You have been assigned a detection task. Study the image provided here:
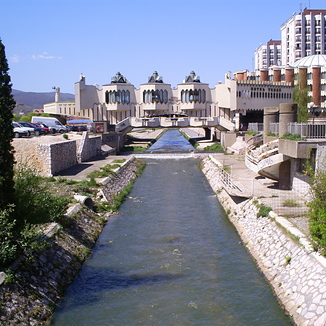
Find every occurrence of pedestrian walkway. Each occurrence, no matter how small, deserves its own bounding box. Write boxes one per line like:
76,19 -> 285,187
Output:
212,154 -> 309,235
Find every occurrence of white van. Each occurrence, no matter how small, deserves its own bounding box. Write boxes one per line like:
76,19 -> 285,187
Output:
31,117 -> 68,133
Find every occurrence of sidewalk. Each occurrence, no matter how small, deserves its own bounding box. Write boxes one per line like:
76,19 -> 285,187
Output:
212,154 -> 309,235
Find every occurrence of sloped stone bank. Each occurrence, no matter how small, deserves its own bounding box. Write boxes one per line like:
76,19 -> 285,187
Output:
201,156 -> 326,326
0,157 -> 144,325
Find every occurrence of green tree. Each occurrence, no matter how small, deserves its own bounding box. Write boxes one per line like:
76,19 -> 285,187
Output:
293,84 -> 310,123
0,39 -> 16,209
308,168 -> 326,255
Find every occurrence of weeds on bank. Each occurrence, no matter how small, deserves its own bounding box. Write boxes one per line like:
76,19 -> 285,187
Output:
282,199 -> 300,207
0,165 -> 69,268
204,142 -> 224,152
97,180 -> 136,213
120,145 -> 146,152
87,164 -> 121,179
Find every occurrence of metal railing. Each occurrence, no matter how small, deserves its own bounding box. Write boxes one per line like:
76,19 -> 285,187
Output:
270,122 -> 326,139
288,122 -> 326,139
247,122 -> 264,132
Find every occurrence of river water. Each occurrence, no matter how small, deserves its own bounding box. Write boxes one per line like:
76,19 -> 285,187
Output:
51,130 -> 293,325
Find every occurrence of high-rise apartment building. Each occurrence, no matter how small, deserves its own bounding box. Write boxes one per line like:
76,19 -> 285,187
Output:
255,8 -> 326,69
254,40 -> 282,70
281,8 -> 326,66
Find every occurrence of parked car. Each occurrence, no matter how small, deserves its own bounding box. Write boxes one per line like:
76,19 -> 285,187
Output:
17,121 -> 40,136
12,122 -> 30,138
36,123 -> 50,134
68,125 -> 88,132
31,117 -> 68,133
29,122 -> 48,135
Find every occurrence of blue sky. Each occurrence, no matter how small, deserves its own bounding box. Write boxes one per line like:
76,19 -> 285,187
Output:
1,0 -> 326,93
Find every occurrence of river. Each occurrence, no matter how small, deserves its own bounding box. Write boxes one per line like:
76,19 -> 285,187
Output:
51,130 -> 293,325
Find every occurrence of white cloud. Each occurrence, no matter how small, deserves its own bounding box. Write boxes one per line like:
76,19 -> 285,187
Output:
10,55 -> 20,63
32,52 -> 62,60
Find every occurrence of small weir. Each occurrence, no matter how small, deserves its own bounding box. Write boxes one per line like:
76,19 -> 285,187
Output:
51,130 -> 293,325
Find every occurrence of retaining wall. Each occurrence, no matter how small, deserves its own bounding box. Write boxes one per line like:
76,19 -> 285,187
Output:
35,132 -> 102,176
202,155 -> 326,326
0,157 -> 144,325
77,132 -> 102,163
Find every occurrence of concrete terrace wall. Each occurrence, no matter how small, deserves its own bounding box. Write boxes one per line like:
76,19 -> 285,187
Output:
201,155 -> 326,326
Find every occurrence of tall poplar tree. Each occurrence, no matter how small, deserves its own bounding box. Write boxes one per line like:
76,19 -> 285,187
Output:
0,39 -> 16,209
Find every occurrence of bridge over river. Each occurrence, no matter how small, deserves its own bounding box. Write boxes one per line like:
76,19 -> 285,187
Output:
115,116 -> 235,133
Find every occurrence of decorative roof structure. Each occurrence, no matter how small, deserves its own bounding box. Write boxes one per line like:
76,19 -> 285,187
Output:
291,54 -> 326,68
111,72 -> 129,84
183,71 -> 201,83
148,71 -> 163,83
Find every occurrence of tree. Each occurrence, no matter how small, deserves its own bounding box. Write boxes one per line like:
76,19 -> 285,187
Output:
293,84 -> 310,123
0,39 -> 16,209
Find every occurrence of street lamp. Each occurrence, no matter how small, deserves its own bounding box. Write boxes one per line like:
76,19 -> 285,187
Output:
308,102 -> 317,124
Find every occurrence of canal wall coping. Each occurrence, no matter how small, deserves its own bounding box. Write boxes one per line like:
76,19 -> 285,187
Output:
202,155 -> 326,326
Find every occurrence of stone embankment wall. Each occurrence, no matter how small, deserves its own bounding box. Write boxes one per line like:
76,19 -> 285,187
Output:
77,132 -> 102,163
37,141 -> 77,176
201,156 -> 326,326
0,158 -> 143,326
35,132 -> 102,176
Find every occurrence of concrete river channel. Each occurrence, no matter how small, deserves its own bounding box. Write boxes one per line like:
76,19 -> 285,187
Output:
51,130 -> 293,325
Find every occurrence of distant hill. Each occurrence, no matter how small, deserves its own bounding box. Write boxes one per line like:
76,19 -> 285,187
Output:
12,89 -> 75,115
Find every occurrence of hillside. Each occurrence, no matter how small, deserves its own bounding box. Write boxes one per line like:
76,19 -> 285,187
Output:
12,89 -> 75,114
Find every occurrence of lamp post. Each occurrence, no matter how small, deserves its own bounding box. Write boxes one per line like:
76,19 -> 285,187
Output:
308,102 -> 317,125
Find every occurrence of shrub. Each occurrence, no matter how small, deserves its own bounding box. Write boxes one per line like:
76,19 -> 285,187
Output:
14,165 -> 69,225
204,142 -> 224,152
0,205 -> 18,266
308,169 -> 326,255
246,130 -> 260,135
257,205 -> 272,217
280,132 -> 305,141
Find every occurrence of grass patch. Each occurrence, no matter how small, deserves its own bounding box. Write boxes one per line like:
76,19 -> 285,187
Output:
282,199 -> 300,207
120,145 -> 146,152
246,130 -> 260,135
112,159 -> 126,164
266,132 -> 278,137
281,132 -> 306,141
87,164 -> 121,179
204,142 -> 224,152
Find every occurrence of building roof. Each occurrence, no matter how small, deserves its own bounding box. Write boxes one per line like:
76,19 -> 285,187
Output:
291,54 -> 326,68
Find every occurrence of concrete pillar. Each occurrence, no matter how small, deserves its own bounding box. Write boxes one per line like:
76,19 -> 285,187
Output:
204,127 -> 211,139
263,107 -> 279,135
273,68 -> 281,82
285,67 -> 294,85
260,69 -> 268,82
279,160 -> 291,190
279,103 -> 297,137
312,66 -> 321,106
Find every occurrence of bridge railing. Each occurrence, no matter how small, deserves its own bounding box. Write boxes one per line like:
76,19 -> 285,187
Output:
115,118 -> 131,132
